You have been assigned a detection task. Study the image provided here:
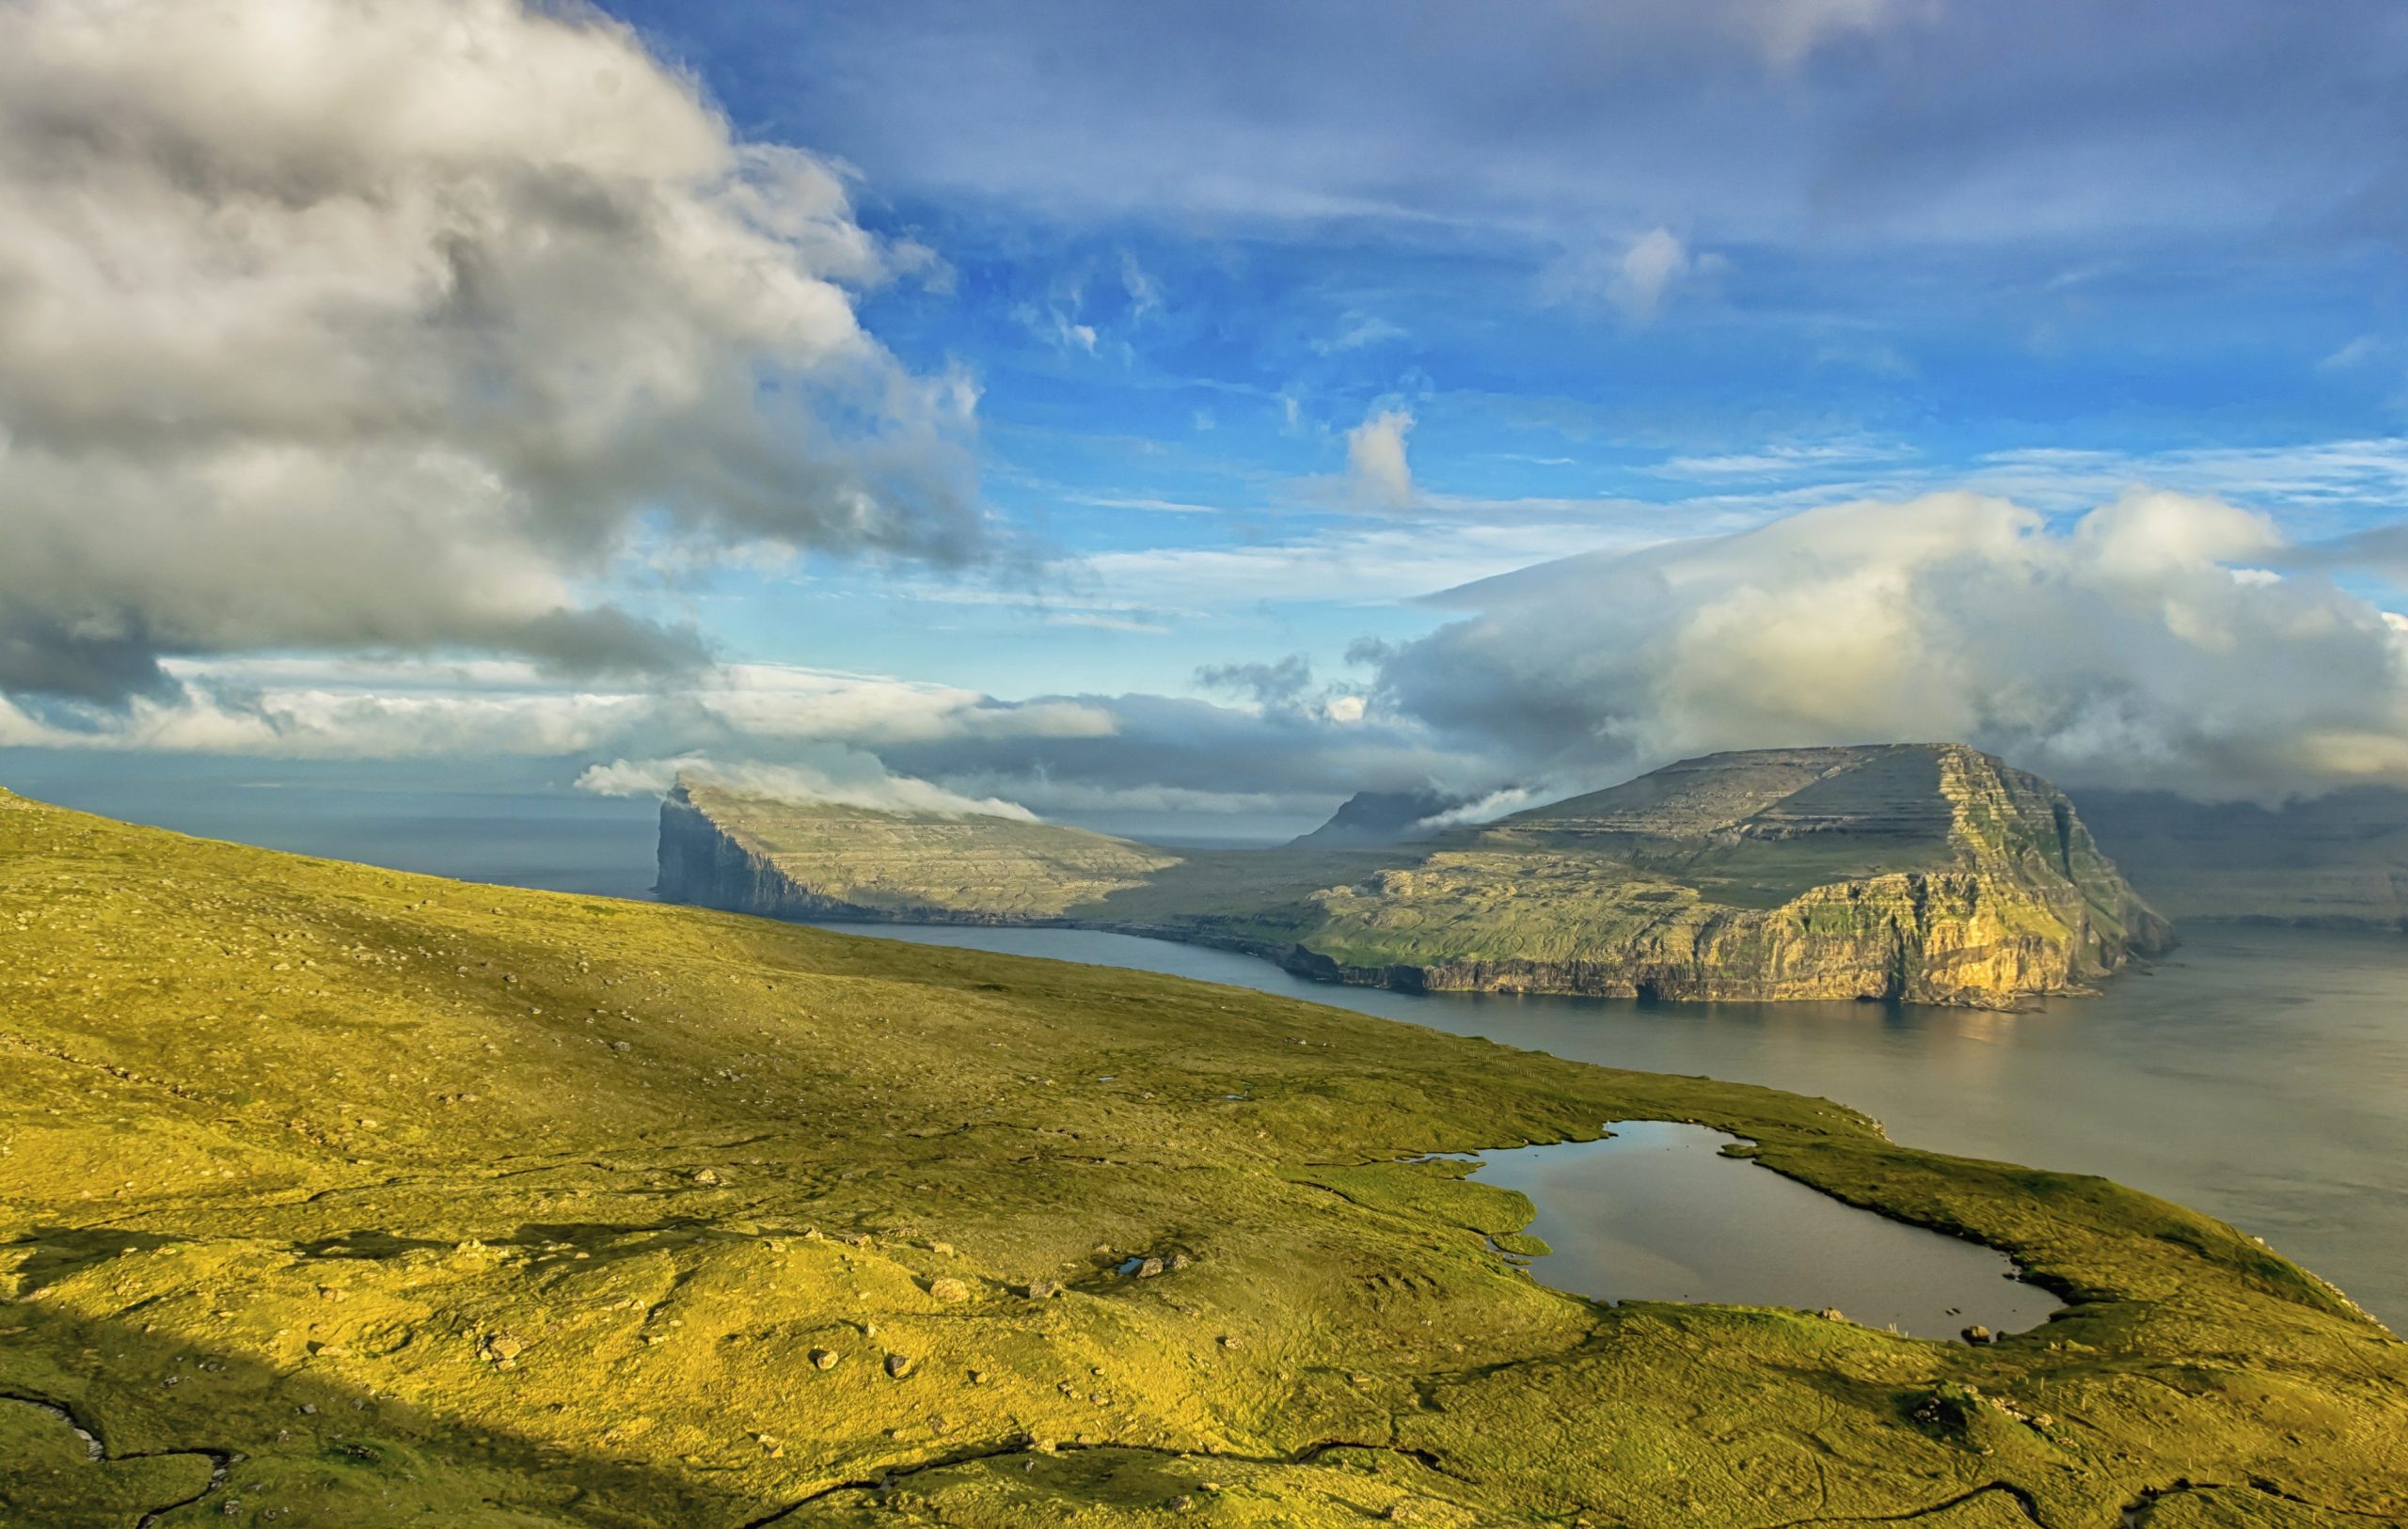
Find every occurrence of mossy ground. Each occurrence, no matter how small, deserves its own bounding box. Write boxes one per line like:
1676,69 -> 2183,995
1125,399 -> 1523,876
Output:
1,788 -> 2402,1526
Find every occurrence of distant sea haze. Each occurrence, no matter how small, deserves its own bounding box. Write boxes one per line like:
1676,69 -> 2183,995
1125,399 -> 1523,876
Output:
0,753 -> 662,900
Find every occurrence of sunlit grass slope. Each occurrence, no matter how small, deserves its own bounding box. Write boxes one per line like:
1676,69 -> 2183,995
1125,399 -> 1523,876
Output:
2,786 -> 2401,1526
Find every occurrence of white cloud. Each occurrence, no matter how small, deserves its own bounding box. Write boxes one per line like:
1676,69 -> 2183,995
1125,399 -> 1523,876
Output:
1615,228 -> 1693,319
1345,407 -> 1417,508
0,659 -> 1117,761
1656,440 -> 1911,478
1539,227 -> 1726,321
1119,249 -> 1163,319
2319,335 -> 2387,371
1737,0 -> 1925,69
577,753 -> 1038,821
1378,489 -> 2408,799
1411,786 -> 1540,830
1315,314 -> 1409,354
0,0 -> 978,701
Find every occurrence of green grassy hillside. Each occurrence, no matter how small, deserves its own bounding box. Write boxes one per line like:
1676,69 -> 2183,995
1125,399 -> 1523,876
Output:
665,746 -> 2172,1007
1,785 -> 2402,1525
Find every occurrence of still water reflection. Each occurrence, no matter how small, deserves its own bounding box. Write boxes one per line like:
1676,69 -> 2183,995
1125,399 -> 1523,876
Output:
1456,1121 -> 2057,1340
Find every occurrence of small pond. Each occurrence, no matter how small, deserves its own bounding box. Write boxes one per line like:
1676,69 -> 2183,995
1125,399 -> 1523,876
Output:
1458,1121 -> 2061,1341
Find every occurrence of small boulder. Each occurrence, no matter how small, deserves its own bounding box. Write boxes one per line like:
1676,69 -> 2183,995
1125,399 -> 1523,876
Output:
1962,1324 -> 1993,1345
479,1332 -> 526,1364
1134,1256 -> 1164,1279
927,1276 -> 971,1303
1023,1280 -> 1062,1300
884,1352 -> 914,1379
1816,1308 -> 1846,1322
810,1348 -> 840,1371
689,1168 -> 721,1186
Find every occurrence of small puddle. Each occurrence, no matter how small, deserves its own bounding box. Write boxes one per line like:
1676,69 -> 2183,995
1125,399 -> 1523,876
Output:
1458,1121 -> 2061,1341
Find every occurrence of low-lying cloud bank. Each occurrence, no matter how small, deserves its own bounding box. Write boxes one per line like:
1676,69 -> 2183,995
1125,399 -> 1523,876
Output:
1379,490 -> 2408,801
0,0 -> 978,703
5,492 -> 2401,818
576,753 -> 1037,821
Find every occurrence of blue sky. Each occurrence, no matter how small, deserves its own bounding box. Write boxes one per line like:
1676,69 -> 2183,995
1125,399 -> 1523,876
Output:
585,0 -> 2408,699
2,0 -> 2405,829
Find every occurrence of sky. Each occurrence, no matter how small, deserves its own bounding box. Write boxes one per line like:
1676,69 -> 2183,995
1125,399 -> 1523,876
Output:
3,0 -> 2407,842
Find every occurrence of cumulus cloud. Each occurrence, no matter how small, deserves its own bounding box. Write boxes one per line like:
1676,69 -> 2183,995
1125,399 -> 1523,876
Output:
1345,407 -> 1417,508
1541,228 -> 1724,321
0,659 -> 1114,762
1736,0 -> 1925,69
1374,490 -> 2408,800
576,752 -> 1038,821
0,652 -> 1481,825
0,0 -> 981,702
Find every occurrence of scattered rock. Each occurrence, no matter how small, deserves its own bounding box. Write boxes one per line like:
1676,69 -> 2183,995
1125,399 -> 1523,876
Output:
480,1331 -> 528,1363
1165,1252 -> 1193,1271
927,1276 -> 971,1303
884,1352 -> 914,1379
689,1168 -> 721,1186
1134,1256 -> 1164,1278
1023,1280 -> 1062,1300
810,1348 -> 839,1370
1816,1308 -> 1846,1322
930,1241 -> 955,1255
1962,1324 -> 1993,1345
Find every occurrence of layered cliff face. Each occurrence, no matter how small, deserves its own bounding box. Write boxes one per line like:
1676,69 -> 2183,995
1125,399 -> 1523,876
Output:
659,746 -> 2173,1009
